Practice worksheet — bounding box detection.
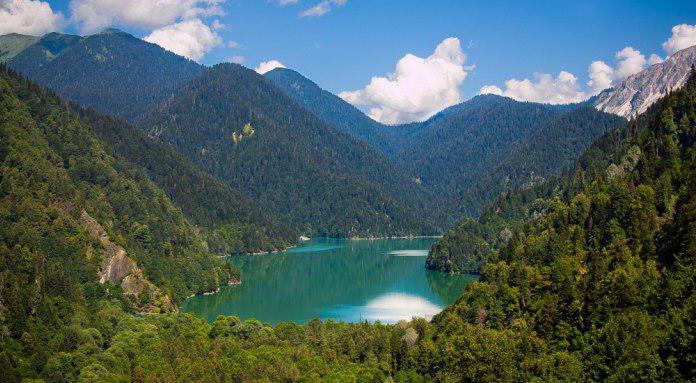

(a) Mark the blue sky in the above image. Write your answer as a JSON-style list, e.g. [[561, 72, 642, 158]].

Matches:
[[4, 0, 696, 123]]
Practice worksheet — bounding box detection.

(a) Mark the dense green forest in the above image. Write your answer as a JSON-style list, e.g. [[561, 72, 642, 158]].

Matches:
[[2, 30, 628, 236], [265, 67, 403, 156], [5, 29, 204, 122], [69, 103, 294, 254], [266, 68, 626, 223], [2, 53, 695, 380], [142, 63, 440, 237]]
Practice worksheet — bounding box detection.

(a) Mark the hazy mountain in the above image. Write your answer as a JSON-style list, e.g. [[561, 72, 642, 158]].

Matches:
[[0, 33, 39, 63], [141, 63, 439, 237], [2, 29, 204, 122], [595, 44, 696, 117]]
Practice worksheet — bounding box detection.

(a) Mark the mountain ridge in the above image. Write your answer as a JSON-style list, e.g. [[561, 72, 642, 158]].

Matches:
[[595, 44, 696, 117]]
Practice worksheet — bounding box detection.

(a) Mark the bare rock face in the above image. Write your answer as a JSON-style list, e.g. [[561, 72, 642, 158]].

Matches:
[[595, 45, 696, 118], [80, 210, 175, 313]]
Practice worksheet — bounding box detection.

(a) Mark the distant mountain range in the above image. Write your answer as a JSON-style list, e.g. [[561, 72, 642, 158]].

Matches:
[[1, 28, 660, 234], [595, 45, 696, 117], [267, 68, 625, 219], [3, 29, 203, 122]]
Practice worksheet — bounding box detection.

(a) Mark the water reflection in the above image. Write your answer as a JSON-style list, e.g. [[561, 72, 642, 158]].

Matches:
[[182, 238, 476, 325]]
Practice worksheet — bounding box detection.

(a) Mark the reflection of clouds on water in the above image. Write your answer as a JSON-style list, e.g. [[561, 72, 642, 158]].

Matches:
[[385, 250, 429, 257], [363, 293, 442, 322]]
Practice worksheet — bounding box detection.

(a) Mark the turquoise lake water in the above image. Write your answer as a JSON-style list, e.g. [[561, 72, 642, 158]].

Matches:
[[181, 238, 476, 325]]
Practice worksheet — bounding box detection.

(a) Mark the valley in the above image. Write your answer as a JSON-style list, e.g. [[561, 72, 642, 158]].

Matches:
[[1, 7, 696, 381]]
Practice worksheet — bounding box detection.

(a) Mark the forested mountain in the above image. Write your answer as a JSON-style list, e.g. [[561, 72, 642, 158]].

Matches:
[[0, 66, 237, 315], [397, 96, 624, 219], [142, 63, 439, 237], [265, 67, 402, 155], [0, 33, 39, 63], [3, 64, 694, 383], [2, 29, 204, 122], [265, 67, 626, 221], [68, 104, 294, 254]]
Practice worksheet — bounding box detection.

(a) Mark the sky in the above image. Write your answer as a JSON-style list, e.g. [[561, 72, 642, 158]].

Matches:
[[1, 0, 695, 124]]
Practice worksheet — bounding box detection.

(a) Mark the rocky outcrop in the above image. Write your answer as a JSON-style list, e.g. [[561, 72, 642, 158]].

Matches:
[[595, 45, 696, 118], [80, 210, 175, 313]]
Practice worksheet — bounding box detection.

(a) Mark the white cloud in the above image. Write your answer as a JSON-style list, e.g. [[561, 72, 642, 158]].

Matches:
[[226, 55, 246, 64], [0, 0, 64, 35], [483, 71, 587, 105], [587, 60, 614, 95], [211, 19, 227, 30], [339, 37, 470, 124], [255, 60, 286, 74], [69, 0, 225, 34], [300, 0, 346, 17], [483, 44, 658, 102], [277, 0, 298, 4], [479, 85, 503, 96], [613, 47, 646, 79], [228, 40, 239, 48], [648, 53, 663, 65], [662, 24, 696, 56], [144, 19, 222, 61]]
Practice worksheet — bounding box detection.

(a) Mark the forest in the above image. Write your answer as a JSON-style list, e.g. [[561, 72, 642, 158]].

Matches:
[[2, 47, 696, 380]]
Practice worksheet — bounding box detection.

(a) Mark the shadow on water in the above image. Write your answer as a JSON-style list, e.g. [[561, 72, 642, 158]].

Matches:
[[182, 238, 477, 325]]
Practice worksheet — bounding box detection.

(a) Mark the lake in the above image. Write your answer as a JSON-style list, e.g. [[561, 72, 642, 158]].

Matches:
[[182, 238, 476, 325]]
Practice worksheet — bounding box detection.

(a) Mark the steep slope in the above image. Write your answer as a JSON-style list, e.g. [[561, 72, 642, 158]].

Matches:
[[400, 95, 624, 218], [265, 67, 402, 154], [429, 67, 696, 382], [5, 29, 204, 122], [69, 104, 295, 254], [0, 66, 236, 311], [263, 69, 624, 221], [0, 33, 39, 63], [142, 63, 438, 237], [595, 44, 696, 117]]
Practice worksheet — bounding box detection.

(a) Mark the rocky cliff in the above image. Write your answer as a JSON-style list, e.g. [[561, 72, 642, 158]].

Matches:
[[595, 45, 696, 117]]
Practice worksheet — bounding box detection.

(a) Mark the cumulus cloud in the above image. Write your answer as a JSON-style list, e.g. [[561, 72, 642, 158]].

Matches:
[[300, 0, 347, 17], [339, 37, 470, 124], [255, 60, 286, 74], [482, 44, 658, 103], [587, 60, 614, 95], [70, 0, 224, 34], [479, 85, 503, 96], [613, 47, 646, 79], [662, 24, 696, 56], [480, 71, 587, 105], [0, 0, 64, 35], [144, 19, 222, 61]]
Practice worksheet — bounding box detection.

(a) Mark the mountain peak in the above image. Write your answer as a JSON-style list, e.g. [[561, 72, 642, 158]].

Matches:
[[595, 44, 696, 117], [97, 28, 130, 36]]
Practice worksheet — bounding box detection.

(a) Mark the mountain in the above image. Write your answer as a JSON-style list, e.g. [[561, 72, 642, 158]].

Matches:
[[398, 95, 624, 218], [0, 66, 236, 312], [0, 33, 39, 63], [69, 103, 294, 254], [595, 44, 696, 117], [265, 67, 625, 221], [3, 65, 695, 383], [141, 63, 439, 237], [265, 67, 404, 155], [2, 29, 204, 122]]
